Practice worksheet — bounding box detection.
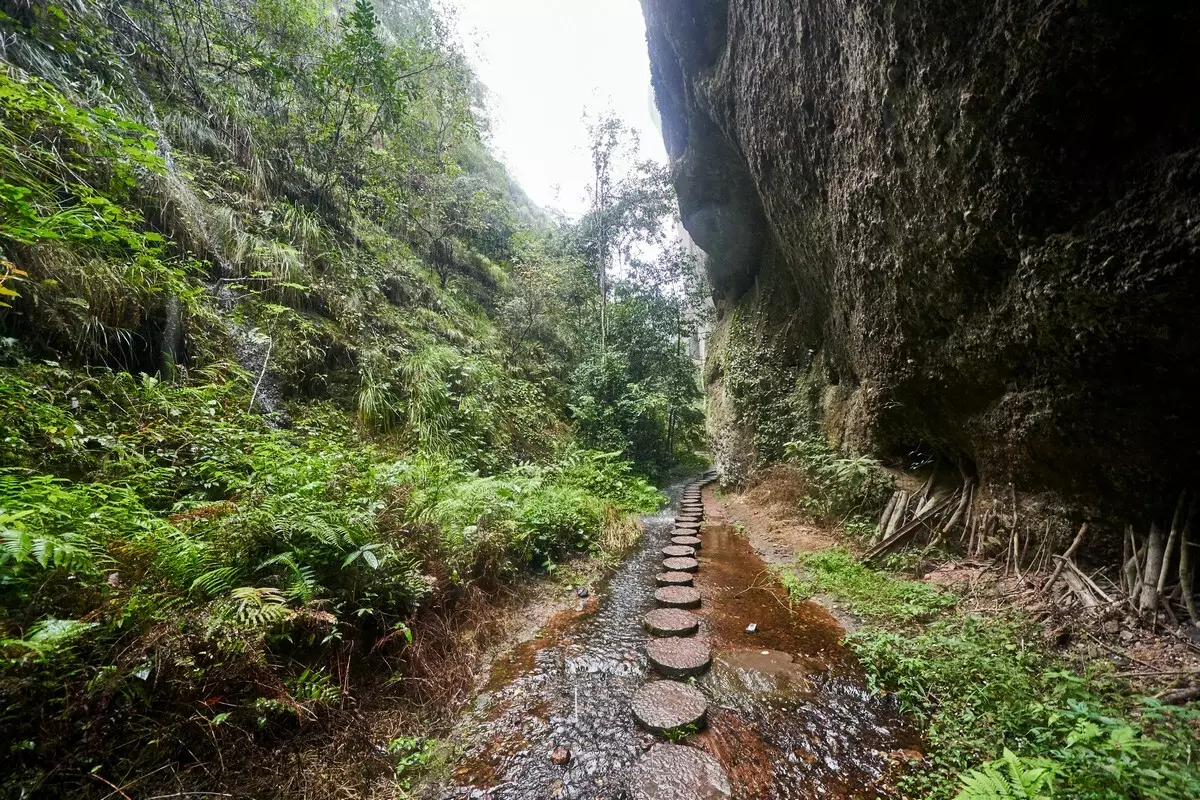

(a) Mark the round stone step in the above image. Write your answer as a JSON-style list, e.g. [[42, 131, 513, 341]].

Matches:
[[662, 544, 696, 558], [630, 743, 730, 799], [674, 520, 701, 531], [643, 607, 701, 636], [631, 680, 707, 734], [662, 556, 699, 573], [655, 571, 694, 587], [646, 637, 712, 678], [671, 535, 701, 549], [654, 585, 702, 609]]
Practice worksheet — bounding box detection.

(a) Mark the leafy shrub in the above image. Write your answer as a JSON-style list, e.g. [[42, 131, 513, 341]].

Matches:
[[783, 437, 892, 525], [849, 619, 1200, 799]]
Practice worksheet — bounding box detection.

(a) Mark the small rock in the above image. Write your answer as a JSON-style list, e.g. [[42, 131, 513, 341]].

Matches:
[[746, 623, 757, 633], [551, 745, 571, 766], [576, 586, 590, 599]]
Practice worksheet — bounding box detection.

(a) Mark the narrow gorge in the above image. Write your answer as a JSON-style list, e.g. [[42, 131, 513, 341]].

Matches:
[[2, 1, 1200, 799]]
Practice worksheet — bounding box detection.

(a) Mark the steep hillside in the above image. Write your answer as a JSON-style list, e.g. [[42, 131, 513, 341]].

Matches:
[[0, 1, 707, 795], [641, 0, 1200, 542]]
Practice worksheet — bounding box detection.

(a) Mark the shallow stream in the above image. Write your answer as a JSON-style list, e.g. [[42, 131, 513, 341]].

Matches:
[[438, 484, 918, 799]]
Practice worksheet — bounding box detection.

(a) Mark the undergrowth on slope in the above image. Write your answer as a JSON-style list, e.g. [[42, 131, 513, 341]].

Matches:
[[785, 554, 1200, 799], [783, 437, 893, 530]]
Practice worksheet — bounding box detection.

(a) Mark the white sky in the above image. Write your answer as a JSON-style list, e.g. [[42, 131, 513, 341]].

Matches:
[[452, 0, 666, 219]]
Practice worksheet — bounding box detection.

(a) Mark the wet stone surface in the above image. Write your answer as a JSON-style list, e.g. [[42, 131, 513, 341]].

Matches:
[[662, 556, 699, 573], [443, 480, 918, 799], [661, 545, 697, 558], [629, 744, 731, 799], [653, 585, 703, 609], [671, 535, 702, 549], [674, 521, 702, 531], [709, 649, 813, 697], [442, 487, 692, 799], [646, 636, 713, 678], [643, 608, 702, 636], [631, 680, 708, 733], [655, 571, 694, 587]]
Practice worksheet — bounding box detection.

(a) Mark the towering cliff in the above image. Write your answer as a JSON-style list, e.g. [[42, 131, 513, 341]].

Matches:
[[641, 0, 1200, 534]]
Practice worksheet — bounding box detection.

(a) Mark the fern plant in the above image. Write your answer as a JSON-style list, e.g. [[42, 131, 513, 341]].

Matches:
[[956, 749, 1059, 800]]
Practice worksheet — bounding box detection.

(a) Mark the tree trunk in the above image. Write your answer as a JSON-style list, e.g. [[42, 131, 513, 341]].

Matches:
[[1180, 499, 1198, 624], [1140, 521, 1166, 613]]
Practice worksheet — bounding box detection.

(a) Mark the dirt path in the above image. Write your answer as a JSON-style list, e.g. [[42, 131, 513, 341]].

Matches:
[[433, 479, 918, 799]]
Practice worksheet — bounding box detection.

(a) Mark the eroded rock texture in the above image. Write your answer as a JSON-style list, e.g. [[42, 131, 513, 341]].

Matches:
[[642, 0, 1200, 527]]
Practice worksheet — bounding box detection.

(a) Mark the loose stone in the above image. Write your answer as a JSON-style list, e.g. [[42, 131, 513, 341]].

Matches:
[[629, 743, 731, 799], [630, 680, 707, 733], [655, 571, 694, 587], [662, 556, 699, 573], [643, 608, 701, 636], [662, 545, 696, 558], [654, 585, 702, 609], [671, 535, 701, 549], [646, 637, 712, 678], [551, 745, 572, 766]]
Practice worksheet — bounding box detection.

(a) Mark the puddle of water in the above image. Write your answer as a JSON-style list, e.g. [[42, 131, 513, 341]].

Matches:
[[439, 484, 919, 799]]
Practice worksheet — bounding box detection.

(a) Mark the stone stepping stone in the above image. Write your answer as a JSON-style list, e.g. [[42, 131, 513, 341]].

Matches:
[[662, 544, 697, 558], [654, 585, 702, 609], [662, 556, 699, 573], [655, 571, 694, 587], [672, 535, 701, 549], [646, 637, 712, 678], [643, 607, 701, 636], [631, 680, 707, 734], [674, 525, 702, 535], [630, 743, 731, 799]]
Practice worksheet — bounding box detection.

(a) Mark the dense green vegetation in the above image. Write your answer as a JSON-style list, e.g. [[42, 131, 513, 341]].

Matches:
[[0, 0, 707, 794], [785, 552, 1200, 800]]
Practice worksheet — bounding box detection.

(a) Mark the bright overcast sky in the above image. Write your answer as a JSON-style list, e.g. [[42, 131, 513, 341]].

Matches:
[[452, 0, 667, 219]]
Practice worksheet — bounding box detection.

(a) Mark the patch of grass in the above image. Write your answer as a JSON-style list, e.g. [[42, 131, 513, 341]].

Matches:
[[784, 549, 1200, 799], [782, 548, 956, 622]]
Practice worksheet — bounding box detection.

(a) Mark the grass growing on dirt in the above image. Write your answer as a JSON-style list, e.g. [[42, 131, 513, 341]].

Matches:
[[783, 553, 1200, 799], [782, 548, 956, 622]]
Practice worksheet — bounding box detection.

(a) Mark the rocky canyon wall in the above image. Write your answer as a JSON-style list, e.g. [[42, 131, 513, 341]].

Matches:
[[641, 0, 1200, 536]]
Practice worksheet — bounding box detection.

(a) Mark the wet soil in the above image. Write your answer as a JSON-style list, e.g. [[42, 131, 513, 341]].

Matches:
[[437, 484, 918, 799]]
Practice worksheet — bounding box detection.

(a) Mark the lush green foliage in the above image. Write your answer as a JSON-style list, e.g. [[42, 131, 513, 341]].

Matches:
[[783, 437, 893, 526], [0, 0, 695, 794], [783, 554, 1200, 799]]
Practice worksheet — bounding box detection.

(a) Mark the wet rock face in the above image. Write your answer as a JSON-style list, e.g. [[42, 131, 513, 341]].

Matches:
[[641, 0, 1200, 524]]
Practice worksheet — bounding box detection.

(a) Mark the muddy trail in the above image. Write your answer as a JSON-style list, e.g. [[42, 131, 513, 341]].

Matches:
[[437, 481, 919, 799]]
